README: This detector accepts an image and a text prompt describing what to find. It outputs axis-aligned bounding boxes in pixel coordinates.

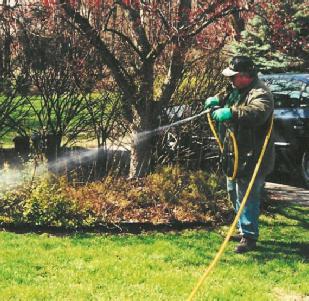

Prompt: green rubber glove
[212,108,233,122]
[204,96,219,109]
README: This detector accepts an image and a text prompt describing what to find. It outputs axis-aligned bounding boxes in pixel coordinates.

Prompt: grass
[0,202,308,300]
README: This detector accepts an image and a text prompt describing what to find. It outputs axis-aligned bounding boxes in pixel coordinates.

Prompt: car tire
[301,151,309,189]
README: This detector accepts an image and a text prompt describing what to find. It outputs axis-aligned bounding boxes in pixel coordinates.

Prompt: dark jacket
[218,78,275,179]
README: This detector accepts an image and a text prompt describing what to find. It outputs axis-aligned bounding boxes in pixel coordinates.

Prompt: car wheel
[301,151,309,189]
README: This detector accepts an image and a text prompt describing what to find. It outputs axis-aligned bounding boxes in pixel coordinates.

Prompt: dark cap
[222,56,256,77]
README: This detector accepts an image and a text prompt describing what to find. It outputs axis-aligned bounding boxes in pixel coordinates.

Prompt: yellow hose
[227,129,238,181]
[187,116,273,301]
[207,113,238,180]
[207,112,223,152]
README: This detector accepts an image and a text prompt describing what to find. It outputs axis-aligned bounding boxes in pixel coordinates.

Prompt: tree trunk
[129,132,153,178]
[45,133,62,162]
[129,108,159,178]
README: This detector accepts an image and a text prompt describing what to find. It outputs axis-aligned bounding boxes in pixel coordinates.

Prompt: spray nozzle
[205,106,221,114]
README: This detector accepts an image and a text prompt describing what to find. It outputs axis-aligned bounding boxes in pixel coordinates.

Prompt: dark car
[261,73,309,188]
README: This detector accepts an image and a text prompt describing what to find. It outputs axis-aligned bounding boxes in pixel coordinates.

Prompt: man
[205,55,275,253]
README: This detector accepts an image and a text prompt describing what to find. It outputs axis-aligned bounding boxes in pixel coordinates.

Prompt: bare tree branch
[116,0,152,58]
[158,0,192,109]
[59,0,137,104]
[186,6,248,37]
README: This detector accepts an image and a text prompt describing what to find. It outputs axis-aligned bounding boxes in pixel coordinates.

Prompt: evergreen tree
[229,1,309,73]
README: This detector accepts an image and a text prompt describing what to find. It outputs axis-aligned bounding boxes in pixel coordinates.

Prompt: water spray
[0,147,105,192]
[0,107,213,191]
[135,109,211,144]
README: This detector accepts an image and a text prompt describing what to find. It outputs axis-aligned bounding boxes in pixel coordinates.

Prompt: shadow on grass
[262,202,309,230]
[0,221,214,238]
[254,240,309,262]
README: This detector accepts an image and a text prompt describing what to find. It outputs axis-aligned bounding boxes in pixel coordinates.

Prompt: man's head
[222,55,257,89]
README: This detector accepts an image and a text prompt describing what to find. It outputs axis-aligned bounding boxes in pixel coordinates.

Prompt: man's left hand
[212,108,232,122]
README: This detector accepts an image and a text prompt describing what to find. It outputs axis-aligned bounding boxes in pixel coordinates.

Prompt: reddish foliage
[64,169,231,224]
[122,0,131,6]
[249,0,309,56]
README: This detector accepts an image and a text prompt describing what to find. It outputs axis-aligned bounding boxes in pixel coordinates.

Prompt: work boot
[229,228,243,241]
[230,234,243,242]
[235,237,257,253]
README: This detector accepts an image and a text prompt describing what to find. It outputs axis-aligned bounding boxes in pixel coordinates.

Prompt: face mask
[232,74,254,89]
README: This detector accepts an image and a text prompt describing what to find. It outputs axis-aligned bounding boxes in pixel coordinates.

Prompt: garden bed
[0,167,232,231]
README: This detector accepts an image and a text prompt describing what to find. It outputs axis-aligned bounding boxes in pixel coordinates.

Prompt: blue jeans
[226,176,265,240]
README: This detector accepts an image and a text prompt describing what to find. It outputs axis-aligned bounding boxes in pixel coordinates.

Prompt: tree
[55,0,259,177]
[15,4,99,160]
[0,2,12,89]
[0,4,30,143]
[84,90,124,148]
[228,1,309,73]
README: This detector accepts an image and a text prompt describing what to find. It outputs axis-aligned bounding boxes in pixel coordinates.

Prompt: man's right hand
[204,96,219,109]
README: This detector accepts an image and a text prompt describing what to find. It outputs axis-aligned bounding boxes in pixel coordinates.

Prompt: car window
[300,85,309,107]
[265,79,304,108]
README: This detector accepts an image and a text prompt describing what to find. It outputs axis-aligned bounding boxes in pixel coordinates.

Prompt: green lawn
[0,203,308,301]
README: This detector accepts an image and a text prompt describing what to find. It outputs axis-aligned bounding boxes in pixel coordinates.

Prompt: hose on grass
[187,116,273,301]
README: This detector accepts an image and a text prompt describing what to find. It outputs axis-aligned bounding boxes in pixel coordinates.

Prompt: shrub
[65,166,231,225]
[22,177,93,228]
[0,176,96,229]
[0,167,232,230]
[0,188,27,225]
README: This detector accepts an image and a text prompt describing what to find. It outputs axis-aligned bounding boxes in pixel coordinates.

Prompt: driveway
[266,182,309,207]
